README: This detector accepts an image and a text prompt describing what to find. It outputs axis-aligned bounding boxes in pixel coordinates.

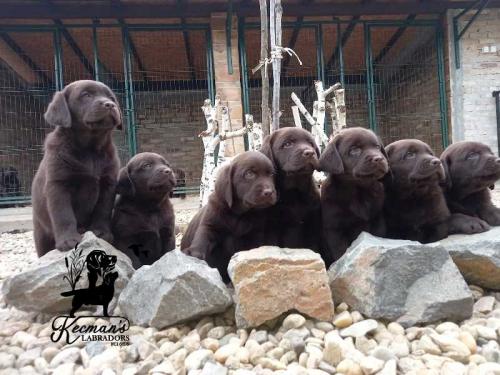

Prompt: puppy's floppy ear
[44,90,71,128]
[214,164,233,208]
[116,167,135,196]
[259,133,276,168]
[319,140,344,174]
[440,154,453,190]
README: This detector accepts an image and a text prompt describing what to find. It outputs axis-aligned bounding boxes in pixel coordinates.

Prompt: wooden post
[258,0,271,136]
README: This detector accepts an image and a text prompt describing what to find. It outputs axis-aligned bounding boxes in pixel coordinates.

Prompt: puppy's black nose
[430,158,441,166]
[103,101,115,109]
[370,155,383,163]
[496,158,500,164]
[262,188,274,197]
[162,168,172,175]
[303,149,315,158]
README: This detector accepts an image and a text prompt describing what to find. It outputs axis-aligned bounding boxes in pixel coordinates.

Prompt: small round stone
[282,314,307,330]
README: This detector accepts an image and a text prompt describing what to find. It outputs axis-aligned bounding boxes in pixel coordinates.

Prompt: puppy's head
[260,127,320,175]
[117,152,176,200]
[441,141,500,193]
[215,151,277,211]
[385,139,444,190]
[44,80,123,131]
[319,127,388,181]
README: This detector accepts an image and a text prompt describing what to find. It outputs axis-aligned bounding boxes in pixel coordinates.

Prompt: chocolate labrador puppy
[441,141,500,230]
[112,152,176,268]
[319,127,389,264]
[384,139,450,243]
[33,80,122,256]
[259,127,321,250]
[181,151,277,282]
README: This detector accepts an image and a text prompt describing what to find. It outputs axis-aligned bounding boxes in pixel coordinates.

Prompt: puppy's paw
[184,247,206,261]
[449,214,490,234]
[464,217,490,234]
[56,234,82,251]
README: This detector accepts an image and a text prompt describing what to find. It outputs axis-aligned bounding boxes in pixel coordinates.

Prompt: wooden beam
[0,32,51,84]
[373,14,416,64]
[324,15,359,72]
[3,1,500,18]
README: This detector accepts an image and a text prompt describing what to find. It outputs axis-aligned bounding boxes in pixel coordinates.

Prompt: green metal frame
[453,0,490,69]
[238,17,449,148]
[0,21,215,204]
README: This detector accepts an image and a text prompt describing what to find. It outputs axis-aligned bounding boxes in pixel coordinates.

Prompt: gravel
[1,198,500,374]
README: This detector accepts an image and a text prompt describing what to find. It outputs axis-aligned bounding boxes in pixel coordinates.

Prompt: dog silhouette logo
[60,247,119,317]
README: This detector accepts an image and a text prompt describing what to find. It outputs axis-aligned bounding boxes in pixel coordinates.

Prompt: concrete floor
[0,196,200,233]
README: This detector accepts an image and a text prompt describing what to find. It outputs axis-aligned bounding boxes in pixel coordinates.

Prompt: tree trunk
[259,0,271,136]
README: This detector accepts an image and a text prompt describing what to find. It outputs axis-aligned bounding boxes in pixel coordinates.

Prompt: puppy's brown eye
[244,170,256,179]
[142,163,152,170]
[466,152,479,160]
[404,151,415,159]
[283,141,294,148]
[349,147,362,157]
[81,92,91,98]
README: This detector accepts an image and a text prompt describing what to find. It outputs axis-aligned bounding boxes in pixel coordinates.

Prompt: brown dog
[319,127,389,264]
[441,141,500,231]
[259,127,321,250]
[32,80,122,256]
[111,152,176,268]
[384,139,450,243]
[181,151,277,282]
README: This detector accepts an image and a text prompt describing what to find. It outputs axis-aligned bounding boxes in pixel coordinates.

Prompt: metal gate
[239,18,449,152]
[0,22,214,206]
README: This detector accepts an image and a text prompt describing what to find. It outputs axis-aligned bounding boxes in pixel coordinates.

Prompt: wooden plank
[3,1,500,18]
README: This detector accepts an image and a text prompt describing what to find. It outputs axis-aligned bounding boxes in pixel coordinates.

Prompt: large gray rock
[329,232,473,327]
[118,249,232,328]
[2,232,135,313]
[440,227,500,290]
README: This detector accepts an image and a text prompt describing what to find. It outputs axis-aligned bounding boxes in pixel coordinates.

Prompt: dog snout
[302,148,315,158]
[102,100,116,110]
[496,158,500,164]
[262,187,274,197]
[430,158,441,166]
[367,153,384,164]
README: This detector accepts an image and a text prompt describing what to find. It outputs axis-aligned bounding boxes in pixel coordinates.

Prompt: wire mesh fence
[0,30,55,205]
[0,23,213,205]
[240,19,447,152]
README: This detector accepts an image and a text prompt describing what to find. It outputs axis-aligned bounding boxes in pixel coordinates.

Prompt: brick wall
[448,8,500,154]
[134,90,207,189]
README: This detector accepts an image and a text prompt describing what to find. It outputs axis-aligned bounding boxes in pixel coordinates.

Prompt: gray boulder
[329,232,473,327]
[2,231,135,313]
[440,226,500,290]
[118,249,232,328]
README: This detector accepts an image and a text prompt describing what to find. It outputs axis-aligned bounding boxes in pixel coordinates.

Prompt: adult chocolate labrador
[319,127,389,264]
[259,127,321,250]
[32,80,122,256]
[384,139,450,243]
[112,152,176,268]
[181,151,277,282]
[441,141,500,231]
